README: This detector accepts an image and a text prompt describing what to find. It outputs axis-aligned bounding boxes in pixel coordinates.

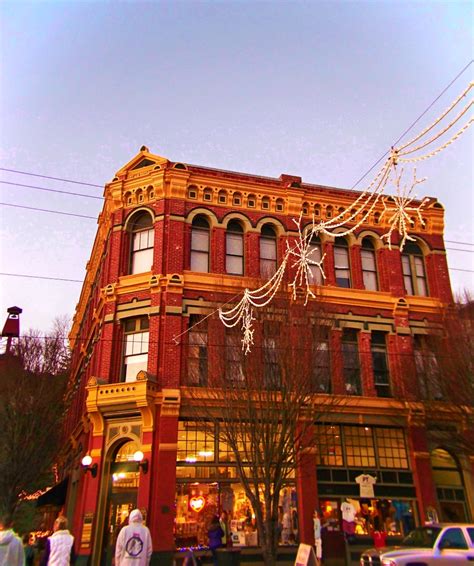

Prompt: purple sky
[0,0,472,335]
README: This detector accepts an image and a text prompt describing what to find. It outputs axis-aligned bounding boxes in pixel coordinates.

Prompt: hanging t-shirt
[355,474,376,498]
[341,502,356,522]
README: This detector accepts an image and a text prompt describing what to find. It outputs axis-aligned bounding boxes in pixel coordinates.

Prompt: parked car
[360,523,474,565]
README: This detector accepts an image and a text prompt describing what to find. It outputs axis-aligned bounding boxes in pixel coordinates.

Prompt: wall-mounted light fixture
[133,450,149,474]
[81,455,98,478]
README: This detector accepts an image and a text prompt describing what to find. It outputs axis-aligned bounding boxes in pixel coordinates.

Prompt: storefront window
[174,482,298,549]
[375,428,408,469]
[177,421,215,463]
[315,425,343,466]
[344,426,376,468]
[315,425,408,469]
[319,498,416,537]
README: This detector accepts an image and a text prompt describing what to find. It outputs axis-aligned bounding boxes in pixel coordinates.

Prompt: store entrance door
[101,441,140,566]
[102,488,137,566]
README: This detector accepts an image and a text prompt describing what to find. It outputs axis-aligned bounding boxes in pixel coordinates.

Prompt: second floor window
[129,211,154,274]
[402,242,428,296]
[334,239,351,288]
[190,216,210,272]
[225,329,244,383]
[123,317,149,382]
[413,335,442,400]
[371,332,391,397]
[260,224,277,278]
[312,326,331,392]
[187,315,208,386]
[263,322,281,389]
[226,220,244,275]
[342,329,361,395]
[361,237,378,291]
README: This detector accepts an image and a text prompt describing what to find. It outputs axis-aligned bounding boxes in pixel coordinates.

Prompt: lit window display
[176,420,298,549]
[319,498,416,537]
[175,482,298,549]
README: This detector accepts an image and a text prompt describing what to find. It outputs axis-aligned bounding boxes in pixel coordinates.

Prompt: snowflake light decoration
[380,168,429,251]
[287,215,326,305]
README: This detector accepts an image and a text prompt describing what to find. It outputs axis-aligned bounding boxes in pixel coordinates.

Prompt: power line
[0,180,103,200]
[446,247,474,253]
[450,267,474,273]
[445,240,474,247]
[0,167,103,188]
[350,60,473,190]
[0,202,96,220]
[0,272,83,283]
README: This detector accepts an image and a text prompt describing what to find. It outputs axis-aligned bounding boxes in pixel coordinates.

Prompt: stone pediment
[113,146,169,180]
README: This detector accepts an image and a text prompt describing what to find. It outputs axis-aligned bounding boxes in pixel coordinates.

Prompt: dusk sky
[0,0,472,336]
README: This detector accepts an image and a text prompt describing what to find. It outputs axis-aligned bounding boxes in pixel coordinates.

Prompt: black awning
[37,477,69,507]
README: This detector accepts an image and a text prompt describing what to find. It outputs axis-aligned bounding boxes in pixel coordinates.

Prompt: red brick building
[60,148,473,565]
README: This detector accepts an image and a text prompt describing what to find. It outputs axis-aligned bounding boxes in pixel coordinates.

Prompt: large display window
[175,420,298,549]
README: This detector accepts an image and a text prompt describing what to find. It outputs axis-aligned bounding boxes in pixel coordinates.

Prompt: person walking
[0,517,24,566]
[207,515,224,566]
[115,509,152,566]
[22,534,36,566]
[40,516,75,566]
[219,511,230,547]
[313,510,322,566]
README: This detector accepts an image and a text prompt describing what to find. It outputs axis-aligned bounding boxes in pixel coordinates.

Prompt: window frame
[129,212,154,275]
[334,239,351,288]
[122,317,150,382]
[402,243,428,296]
[259,224,277,278]
[190,216,210,273]
[187,315,208,386]
[371,331,392,398]
[226,221,244,275]
[341,329,361,395]
[361,238,378,291]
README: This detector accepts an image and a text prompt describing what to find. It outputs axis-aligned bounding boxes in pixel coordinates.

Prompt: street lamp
[81,454,98,478]
[133,450,149,474]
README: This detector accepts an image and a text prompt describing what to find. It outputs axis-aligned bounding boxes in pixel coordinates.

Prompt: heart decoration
[189,496,206,513]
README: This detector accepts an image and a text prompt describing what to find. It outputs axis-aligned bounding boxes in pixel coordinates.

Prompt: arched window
[260,224,277,278]
[129,211,154,274]
[190,216,210,272]
[226,220,244,275]
[308,234,323,285]
[334,238,351,288]
[402,242,428,296]
[361,237,378,291]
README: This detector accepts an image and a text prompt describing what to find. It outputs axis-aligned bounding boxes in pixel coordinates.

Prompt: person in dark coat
[207,516,224,566]
[23,533,36,566]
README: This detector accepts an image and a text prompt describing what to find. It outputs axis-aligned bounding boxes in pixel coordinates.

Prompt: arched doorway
[101,439,141,566]
[430,448,469,522]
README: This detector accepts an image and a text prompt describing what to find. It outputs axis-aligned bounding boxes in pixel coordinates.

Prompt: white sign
[294,543,317,566]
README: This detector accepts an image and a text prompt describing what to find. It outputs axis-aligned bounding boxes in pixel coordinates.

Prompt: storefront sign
[355,474,376,498]
[80,513,94,548]
[294,543,317,566]
[189,496,206,512]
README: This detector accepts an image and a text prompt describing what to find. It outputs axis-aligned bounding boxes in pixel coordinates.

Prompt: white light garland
[185,83,474,353]
[380,168,428,250]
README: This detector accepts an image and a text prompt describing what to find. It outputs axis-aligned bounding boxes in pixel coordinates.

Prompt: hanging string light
[177,82,473,353]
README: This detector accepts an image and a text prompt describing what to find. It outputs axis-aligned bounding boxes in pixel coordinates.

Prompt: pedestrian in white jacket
[40,516,75,566]
[115,509,152,566]
[0,517,24,566]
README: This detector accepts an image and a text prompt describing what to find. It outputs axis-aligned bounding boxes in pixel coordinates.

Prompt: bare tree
[184,301,341,566]
[0,317,70,523]
[403,295,474,453]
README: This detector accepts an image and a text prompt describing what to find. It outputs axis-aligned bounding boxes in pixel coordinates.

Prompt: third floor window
[334,239,351,288]
[129,211,154,274]
[190,216,210,273]
[402,242,428,296]
[226,220,244,275]
[260,224,277,278]
[361,237,378,291]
